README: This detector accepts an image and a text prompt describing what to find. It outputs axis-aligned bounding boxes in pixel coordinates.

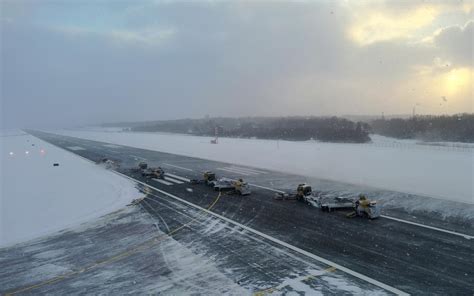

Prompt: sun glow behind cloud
[345,2,473,114]
[404,65,473,114]
[443,68,472,96]
[349,5,440,46]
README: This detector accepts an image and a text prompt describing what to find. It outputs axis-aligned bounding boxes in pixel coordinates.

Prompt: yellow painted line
[253,287,277,296]
[207,192,222,209]
[303,266,337,282]
[5,192,222,295]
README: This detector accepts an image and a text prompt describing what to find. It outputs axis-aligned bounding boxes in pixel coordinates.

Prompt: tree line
[370,114,474,142]
[121,114,474,143]
[129,116,371,143]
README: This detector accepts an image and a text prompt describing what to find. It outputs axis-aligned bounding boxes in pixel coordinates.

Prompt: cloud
[434,21,473,67]
[348,4,440,46]
[109,28,175,46]
[1,1,472,128]
[51,25,176,48]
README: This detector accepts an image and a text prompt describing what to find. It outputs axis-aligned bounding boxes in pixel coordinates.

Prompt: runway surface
[1,130,473,295]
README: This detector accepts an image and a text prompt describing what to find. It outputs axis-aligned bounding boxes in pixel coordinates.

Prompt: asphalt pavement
[2,130,473,295]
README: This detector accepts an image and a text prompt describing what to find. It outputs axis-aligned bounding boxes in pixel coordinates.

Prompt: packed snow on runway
[0,131,140,247]
[51,128,473,205]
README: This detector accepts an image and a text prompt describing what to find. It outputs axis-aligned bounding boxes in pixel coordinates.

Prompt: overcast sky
[1,0,473,128]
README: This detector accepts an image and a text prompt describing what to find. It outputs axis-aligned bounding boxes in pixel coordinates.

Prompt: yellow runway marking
[5,191,222,295]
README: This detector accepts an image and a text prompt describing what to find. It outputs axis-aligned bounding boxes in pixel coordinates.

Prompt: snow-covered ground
[370,134,474,151]
[51,128,473,204]
[0,131,140,247]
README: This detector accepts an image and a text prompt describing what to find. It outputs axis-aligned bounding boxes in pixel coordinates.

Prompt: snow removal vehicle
[192,172,251,195]
[316,193,381,219]
[213,178,251,195]
[276,184,381,219]
[190,171,217,186]
[274,183,313,201]
[346,195,381,219]
[141,167,165,179]
[131,161,165,179]
[138,161,148,170]
[132,161,150,173]
[97,158,119,169]
[316,195,355,212]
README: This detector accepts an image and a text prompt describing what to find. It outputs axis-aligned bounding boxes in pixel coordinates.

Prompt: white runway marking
[163,163,193,171]
[224,167,260,175]
[217,167,254,176]
[165,173,191,182]
[230,166,267,174]
[103,144,122,148]
[381,215,473,240]
[218,166,268,176]
[249,183,285,194]
[67,146,85,151]
[164,176,184,184]
[153,179,173,186]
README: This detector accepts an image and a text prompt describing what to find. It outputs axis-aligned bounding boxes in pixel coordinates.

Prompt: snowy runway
[3,130,472,295]
[50,128,474,204]
[0,191,388,295]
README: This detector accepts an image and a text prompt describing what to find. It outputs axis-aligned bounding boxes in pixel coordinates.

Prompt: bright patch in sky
[349,5,439,45]
[443,68,472,95]
[406,65,473,114]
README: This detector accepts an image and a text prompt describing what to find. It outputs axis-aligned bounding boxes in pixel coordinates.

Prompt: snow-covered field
[52,128,473,204]
[370,134,474,151]
[0,131,140,247]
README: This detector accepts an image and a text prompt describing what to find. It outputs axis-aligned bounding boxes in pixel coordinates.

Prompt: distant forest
[371,114,474,143]
[114,114,474,143]
[127,116,371,143]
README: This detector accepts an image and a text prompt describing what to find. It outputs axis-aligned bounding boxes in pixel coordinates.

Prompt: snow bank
[0,131,140,247]
[51,129,473,204]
